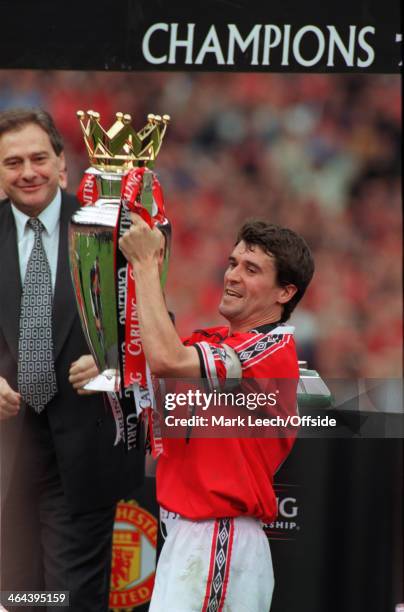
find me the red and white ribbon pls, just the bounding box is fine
[77,170,99,206]
[119,167,168,457]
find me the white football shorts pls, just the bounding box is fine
[149,515,274,612]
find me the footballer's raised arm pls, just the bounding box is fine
[119,213,201,378]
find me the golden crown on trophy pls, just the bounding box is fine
[77,110,170,172]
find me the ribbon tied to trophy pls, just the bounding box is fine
[68,110,171,457]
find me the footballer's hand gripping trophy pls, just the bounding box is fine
[69,110,170,454]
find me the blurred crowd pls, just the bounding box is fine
[0,70,401,378]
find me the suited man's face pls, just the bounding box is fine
[0,123,64,217]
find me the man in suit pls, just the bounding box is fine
[0,108,144,611]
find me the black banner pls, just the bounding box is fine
[270,438,403,612]
[0,0,401,73]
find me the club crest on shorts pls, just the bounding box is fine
[109,500,157,610]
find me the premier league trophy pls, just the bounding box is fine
[68,110,170,452]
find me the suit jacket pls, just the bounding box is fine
[0,192,144,514]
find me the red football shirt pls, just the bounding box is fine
[156,323,299,523]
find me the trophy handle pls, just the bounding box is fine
[157,218,172,288]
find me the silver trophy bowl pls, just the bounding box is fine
[69,170,122,391]
[69,168,171,392]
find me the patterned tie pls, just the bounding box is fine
[17,218,58,412]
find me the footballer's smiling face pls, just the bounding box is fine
[219,240,296,333]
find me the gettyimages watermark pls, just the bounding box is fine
[164,388,336,430]
[164,388,280,411]
[151,378,403,439]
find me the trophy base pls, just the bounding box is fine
[84,369,120,392]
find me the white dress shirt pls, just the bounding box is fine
[11,189,61,292]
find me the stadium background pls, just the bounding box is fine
[0,70,401,380]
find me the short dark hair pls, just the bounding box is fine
[0,108,64,155]
[236,220,315,322]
